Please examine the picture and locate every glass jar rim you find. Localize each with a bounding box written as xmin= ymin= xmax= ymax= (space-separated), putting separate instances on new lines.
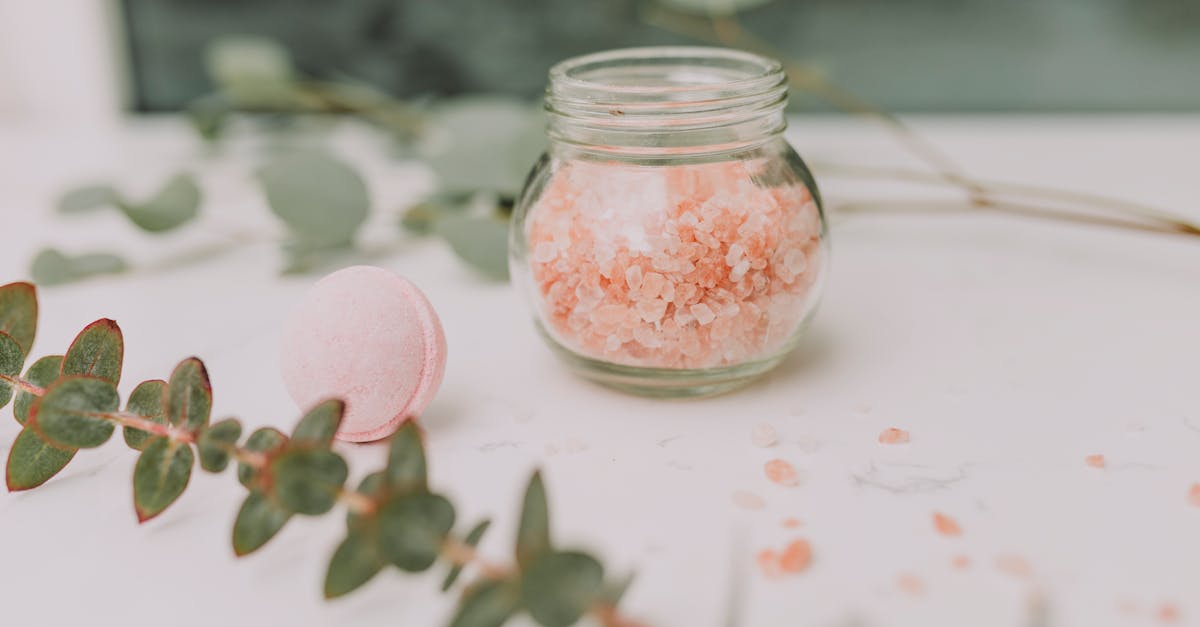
xmin=547 ymin=46 xmax=785 ymax=106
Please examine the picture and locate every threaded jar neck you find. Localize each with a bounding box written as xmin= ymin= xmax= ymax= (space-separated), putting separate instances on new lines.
xmin=545 ymin=47 xmax=788 ymax=158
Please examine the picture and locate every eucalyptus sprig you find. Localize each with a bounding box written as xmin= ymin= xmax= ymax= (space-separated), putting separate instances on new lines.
xmin=0 ymin=280 xmax=637 ymax=627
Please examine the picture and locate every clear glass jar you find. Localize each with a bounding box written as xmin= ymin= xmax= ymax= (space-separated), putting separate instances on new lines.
xmin=510 ymin=47 xmax=828 ymax=396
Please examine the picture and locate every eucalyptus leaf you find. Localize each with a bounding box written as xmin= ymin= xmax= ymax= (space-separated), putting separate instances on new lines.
xmin=31 ymin=376 xmax=119 ymax=449
xmin=447 ymin=578 xmax=523 ymax=627
xmin=291 ymin=399 xmax=344 ymax=445
xmin=442 ymin=518 xmax=492 ymax=592
xmin=123 ymin=379 xmax=167 ymax=450
xmin=323 ymin=526 xmax=385 ymax=599
xmin=57 ymin=184 xmax=118 ymax=214
xmin=0 ymin=332 xmax=23 ymax=410
xmin=599 ymin=571 xmax=636 ymax=608
xmin=0 ymin=281 xmax=38 ymax=355
xmin=205 ymin=35 xmax=295 ymax=93
xmin=399 ymin=191 xmax=474 ymax=235
xmin=30 ymin=248 xmax=128 ymax=286
xmin=418 ymin=97 xmax=545 ymax=196
xmin=187 ymin=94 xmax=233 ymax=142
xmin=133 ymin=437 xmax=195 ymax=522
xmin=15 ymin=355 xmax=62 ymax=425
xmin=516 ymin=471 xmax=551 ymax=570
xmin=377 ymin=492 xmax=456 ymax=572
xmin=238 ymin=427 xmax=288 ymax=488
xmin=520 ymin=551 xmax=605 ymax=627
xmin=5 ymin=426 xmax=76 ymax=491
xmin=61 ymin=318 xmax=124 ymax=385
xmin=166 ymin=358 xmax=212 ymax=432
xmin=197 ymin=418 xmax=242 ymax=472
xmin=118 ymin=173 xmax=201 ymax=233
xmin=269 ymin=448 xmax=348 ymax=515
xmin=656 ymin=0 xmax=776 ymax=16
xmin=386 ymin=421 xmax=427 ymax=493
xmin=232 ymin=490 xmax=293 ymax=556
xmin=436 ymin=213 xmax=511 ymax=281
xmin=257 ymin=151 xmax=369 ymax=249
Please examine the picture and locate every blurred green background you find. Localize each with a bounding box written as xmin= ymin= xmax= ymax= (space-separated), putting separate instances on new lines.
xmin=123 ymin=0 xmax=1200 ymax=113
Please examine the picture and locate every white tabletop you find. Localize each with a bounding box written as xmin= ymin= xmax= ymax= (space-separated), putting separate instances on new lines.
xmin=1 ymin=115 xmax=1198 ymax=627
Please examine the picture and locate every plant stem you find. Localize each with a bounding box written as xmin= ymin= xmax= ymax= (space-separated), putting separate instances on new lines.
xmin=220 ymin=442 xmax=268 ymax=468
xmin=336 ymin=488 xmax=377 ymax=515
xmin=0 ymin=374 xmax=45 ymax=396
xmin=440 ymin=536 xmax=511 ymax=580
xmin=814 ymin=162 xmax=1200 ymax=236
xmin=93 ymin=411 xmax=197 ymax=443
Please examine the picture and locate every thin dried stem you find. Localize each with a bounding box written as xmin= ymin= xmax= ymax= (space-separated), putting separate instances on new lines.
xmin=97 ymin=411 xmax=196 ymax=443
xmin=833 ymin=198 xmax=1200 ymax=239
xmin=815 ymin=162 xmax=1200 ymax=235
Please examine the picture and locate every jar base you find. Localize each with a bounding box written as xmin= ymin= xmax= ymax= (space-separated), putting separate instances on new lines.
xmin=539 ymin=329 xmax=789 ymax=398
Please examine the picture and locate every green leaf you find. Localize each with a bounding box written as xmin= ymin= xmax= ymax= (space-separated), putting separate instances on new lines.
xmin=238 ymin=427 xmax=288 ymax=488
xmin=133 ymin=437 xmax=195 ymax=522
xmin=269 ymin=448 xmax=348 ymax=515
xmin=123 ymin=379 xmax=167 ymax=450
xmin=418 ymin=97 xmax=545 ymax=196
xmin=447 ymin=578 xmax=522 ymax=627
xmin=61 ymin=318 xmax=124 ymax=385
xmin=166 ymin=358 xmax=212 ymax=432
xmin=0 ymin=332 xmax=23 ymax=410
xmin=656 ymin=0 xmax=776 ymax=16
xmin=257 ymin=151 xmax=369 ymax=249
xmin=436 ymin=213 xmax=511 ymax=281
xmin=118 ymin=172 xmax=201 ymax=233
xmin=5 ymin=426 xmax=76 ymax=491
xmin=57 ymin=184 xmax=118 ymax=214
xmin=291 ymin=399 xmax=344 ymax=445
xmin=29 ymin=248 xmax=128 ymax=286
xmin=31 ymin=376 xmax=119 ymax=449
xmin=205 ymin=35 xmax=295 ymax=92
xmin=520 ymin=551 xmax=605 ymax=627
xmin=599 ymin=572 xmax=636 ymax=608
xmin=187 ymin=94 xmax=232 ymax=141
xmin=0 ymin=281 xmax=38 ymax=356
xmin=442 ymin=519 xmax=492 ymax=592
xmin=399 ymin=191 xmax=474 ymax=235
xmin=197 ymin=418 xmax=242 ymax=472
xmin=516 ymin=471 xmax=551 ymax=570
xmin=15 ymin=355 xmax=62 ymax=425
xmin=377 ymin=492 xmax=456 ymax=572
xmin=232 ymin=490 xmax=293 ymax=556
xmin=323 ymin=526 xmax=385 ymax=599
xmin=386 ymin=421 xmax=427 ymax=493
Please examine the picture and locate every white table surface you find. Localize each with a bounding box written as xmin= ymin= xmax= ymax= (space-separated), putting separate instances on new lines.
xmin=1 ymin=115 xmax=1198 ymax=627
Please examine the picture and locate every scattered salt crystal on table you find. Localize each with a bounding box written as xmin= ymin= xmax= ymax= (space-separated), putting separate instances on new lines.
xmin=932 ymin=511 xmax=962 ymax=537
xmin=756 ymin=539 xmax=811 ymax=578
xmin=751 ymin=422 xmax=779 ymax=447
xmin=951 ymin=554 xmax=971 ymax=570
xmin=764 ymin=459 xmax=801 ymax=487
xmin=731 ymin=490 xmax=766 ymax=510
xmin=1085 ymin=454 xmax=1107 ymax=468
xmin=878 ymin=427 xmax=910 ymax=444
xmin=781 ymin=517 xmax=803 ymax=529
xmin=896 ymin=573 xmax=925 ymax=595
xmin=995 ymin=554 xmax=1033 ymax=578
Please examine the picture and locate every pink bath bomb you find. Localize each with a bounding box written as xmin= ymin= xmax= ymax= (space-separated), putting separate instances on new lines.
xmin=280 ymin=266 xmax=447 ymax=442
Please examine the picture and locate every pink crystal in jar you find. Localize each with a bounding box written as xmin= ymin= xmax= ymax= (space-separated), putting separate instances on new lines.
xmin=520 ymin=157 xmax=825 ymax=370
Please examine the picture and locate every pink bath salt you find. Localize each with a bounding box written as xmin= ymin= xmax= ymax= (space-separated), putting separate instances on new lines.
xmin=764 ymin=458 xmax=800 ymax=487
xmin=1189 ymin=483 xmax=1200 ymax=507
xmin=1084 ymin=454 xmax=1106 ymax=469
xmin=280 ymin=266 xmax=447 ymax=442
xmin=896 ymin=573 xmax=925 ymax=595
xmin=932 ymin=511 xmax=963 ymax=537
xmin=525 ymin=159 xmax=824 ymax=369
xmin=731 ymin=489 xmax=766 ymax=510
xmin=995 ymin=554 xmax=1033 ymax=578
xmin=951 ymin=554 xmax=971 ymax=570
xmin=878 ymin=427 xmax=910 ymax=444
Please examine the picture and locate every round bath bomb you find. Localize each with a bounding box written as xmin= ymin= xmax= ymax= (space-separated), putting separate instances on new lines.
xmin=280 ymin=266 xmax=447 ymax=442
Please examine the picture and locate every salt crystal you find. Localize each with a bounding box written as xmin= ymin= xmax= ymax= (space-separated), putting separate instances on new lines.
xmin=533 ymin=242 xmax=559 ymax=263
xmin=731 ymin=489 xmax=765 ymax=510
xmin=764 ymin=458 xmax=800 ymax=487
xmin=625 ymin=265 xmax=643 ymax=291
xmin=690 ymin=303 xmax=716 ymax=325
xmin=751 ymin=423 xmax=779 ymax=447
xmin=932 ymin=511 xmax=962 ymax=537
